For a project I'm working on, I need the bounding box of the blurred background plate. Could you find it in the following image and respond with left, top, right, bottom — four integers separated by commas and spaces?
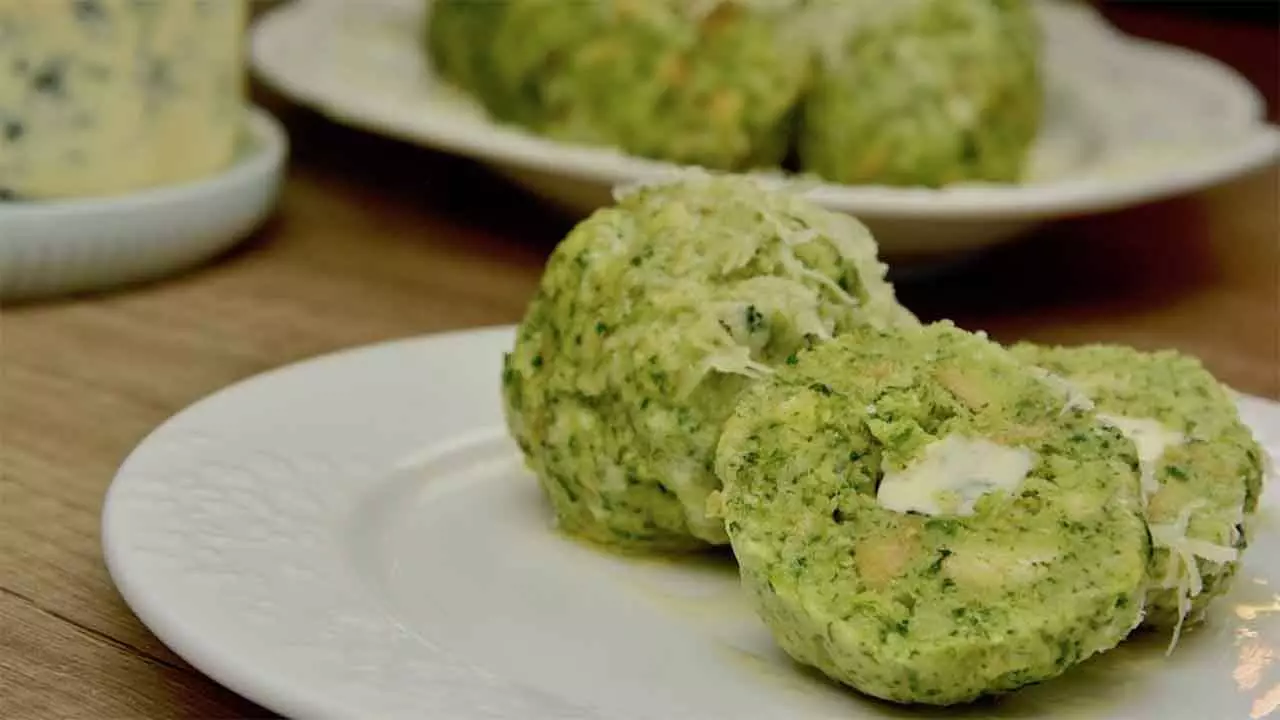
0, 107, 287, 302
249, 0, 1279, 261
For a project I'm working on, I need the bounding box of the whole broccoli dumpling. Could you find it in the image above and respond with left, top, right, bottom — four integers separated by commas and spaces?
431, 0, 812, 171
502, 174, 916, 552
795, 0, 1043, 187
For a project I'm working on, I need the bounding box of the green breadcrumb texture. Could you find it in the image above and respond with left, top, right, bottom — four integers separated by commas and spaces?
502, 173, 916, 552
425, 0, 1043, 187
428, 0, 812, 170
797, 0, 1043, 186
426, 0, 509, 107
716, 322, 1150, 705
1011, 342, 1267, 631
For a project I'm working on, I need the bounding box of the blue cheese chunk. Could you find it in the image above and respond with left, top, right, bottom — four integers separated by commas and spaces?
877, 435, 1036, 516
0, 0, 246, 200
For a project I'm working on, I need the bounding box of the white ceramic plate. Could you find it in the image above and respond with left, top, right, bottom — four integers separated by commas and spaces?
249, 0, 1280, 259
0, 106, 286, 302
104, 325, 1280, 720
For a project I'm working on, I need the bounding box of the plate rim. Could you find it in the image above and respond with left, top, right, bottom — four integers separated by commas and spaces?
248, 0, 1280, 220
101, 324, 562, 720
101, 324, 1280, 719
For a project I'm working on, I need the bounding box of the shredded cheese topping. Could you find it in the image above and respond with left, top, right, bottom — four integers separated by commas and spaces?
668, 206, 873, 398
1148, 499, 1240, 654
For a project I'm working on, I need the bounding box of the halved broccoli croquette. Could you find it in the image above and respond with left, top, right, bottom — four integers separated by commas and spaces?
716, 322, 1150, 705
1012, 343, 1267, 636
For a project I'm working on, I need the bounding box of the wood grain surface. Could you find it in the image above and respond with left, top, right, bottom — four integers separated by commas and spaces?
1, 6, 1277, 718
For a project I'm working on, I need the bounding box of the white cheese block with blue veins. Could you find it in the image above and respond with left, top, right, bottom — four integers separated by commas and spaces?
877, 435, 1037, 517
0, 0, 246, 200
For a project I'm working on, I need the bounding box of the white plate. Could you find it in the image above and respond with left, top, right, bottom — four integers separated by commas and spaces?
249, 0, 1279, 260
0, 106, 287, 302
104, 325, 1280, 720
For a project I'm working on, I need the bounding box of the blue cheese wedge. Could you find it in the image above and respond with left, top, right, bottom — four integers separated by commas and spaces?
716, 322, 1150, 705
1012, 343, 1268, 645
0, 0, 246, 200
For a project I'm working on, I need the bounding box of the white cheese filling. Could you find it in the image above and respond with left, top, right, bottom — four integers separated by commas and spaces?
1097, 413, 1185, 500
877, 435, 1036, 516
1029, 367, 1095, 413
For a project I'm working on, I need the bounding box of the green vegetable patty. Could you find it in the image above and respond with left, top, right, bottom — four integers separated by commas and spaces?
1012, 343, 1267, 635
716, 322, 1151, 705
502, 174, 915, 552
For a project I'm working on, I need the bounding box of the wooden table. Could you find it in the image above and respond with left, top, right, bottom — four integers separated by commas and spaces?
2, 7, 1277, 718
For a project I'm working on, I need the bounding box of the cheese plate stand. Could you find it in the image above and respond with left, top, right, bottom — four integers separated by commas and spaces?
0, 108, 286, 302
